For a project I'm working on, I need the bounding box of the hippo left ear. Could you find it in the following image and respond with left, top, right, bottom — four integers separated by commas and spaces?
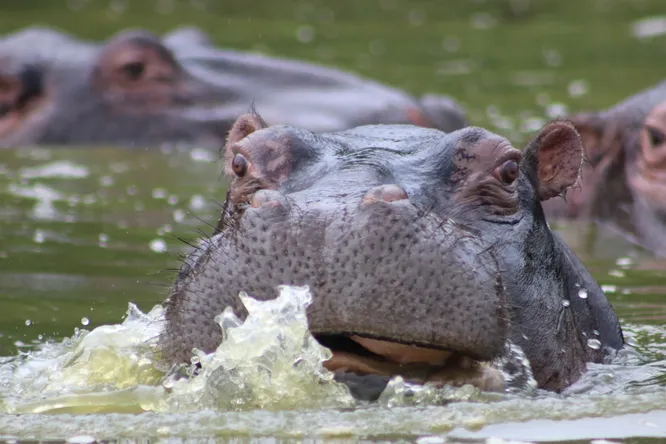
522, 120, 583, 201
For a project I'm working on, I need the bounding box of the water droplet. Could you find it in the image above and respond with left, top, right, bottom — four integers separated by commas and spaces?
189, 194, 206, 211
616, 257, 633, 267
608, 269, 625, 278
33, 229, 45, 244
542, 48, 562, 67
369, 40, 385, 56
168, 195, 179, 205
593, 329, 600, 336
152, 188, 167, 199
81, 317, 90, 326
470, 12, 497, 30
173, 208, 186, 223
25, 319, 32, 326
562, 299, 570, 307
567, 80, 588, 98
108, 0, 127, 15
587, 339, 601, 350
601, 285, 617, 293
190, 147, 215, 162
443, 36, 461, 53
149, 238, 167, 253
98, 233, 109, 247
520, 117, 545, 133
578, 288, 588, 299
408, 9, 425, 26
110, 162, 128, 174
296, 25, 315, 44
127, 185, 137, 196
82, 194, 96, 205
99, 175, 114, 187
545, 103, 568, 119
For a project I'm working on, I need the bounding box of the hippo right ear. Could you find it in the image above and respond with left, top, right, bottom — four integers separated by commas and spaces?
522, 120, 584, 201
224, 112, 268, 175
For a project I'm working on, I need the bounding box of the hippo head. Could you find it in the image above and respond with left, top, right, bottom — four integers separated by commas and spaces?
542, 84, 666, 253
161, 114, 623, 397
0, 27, 468, 148
0, 30, 229, 148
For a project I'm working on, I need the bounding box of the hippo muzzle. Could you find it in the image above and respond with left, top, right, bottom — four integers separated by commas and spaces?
164, 179, 509, 391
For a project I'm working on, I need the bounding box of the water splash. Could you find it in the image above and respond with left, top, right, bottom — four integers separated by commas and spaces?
0, 286, 356, 414
163, 285, 355, 411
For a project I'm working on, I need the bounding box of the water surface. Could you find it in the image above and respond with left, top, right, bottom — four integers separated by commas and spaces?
2, 1, 666, 442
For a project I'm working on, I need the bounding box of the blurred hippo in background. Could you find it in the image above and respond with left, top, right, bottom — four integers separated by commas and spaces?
542, 80, 666, 255
0, 26, 468, 149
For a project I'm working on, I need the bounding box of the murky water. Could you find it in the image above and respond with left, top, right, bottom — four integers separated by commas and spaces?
2, 1, 666, 442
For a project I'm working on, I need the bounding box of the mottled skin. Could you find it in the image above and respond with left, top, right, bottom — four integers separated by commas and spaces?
161, 114, 623, 397
543, 80, 666, 255
0, 26, 467, 148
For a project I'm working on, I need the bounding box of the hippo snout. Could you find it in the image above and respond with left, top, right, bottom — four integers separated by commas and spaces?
163, 170, 508, 390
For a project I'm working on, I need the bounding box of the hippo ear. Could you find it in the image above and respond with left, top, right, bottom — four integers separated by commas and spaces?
226, 112, 268, 146
567, 113, 609, 165
522, 120, 583, 201
224, 112, 269, 176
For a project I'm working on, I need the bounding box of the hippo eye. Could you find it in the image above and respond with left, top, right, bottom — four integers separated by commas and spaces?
499, 160, 519, 185
121, 61, 145, 81
232, 153, 249, 177
647, 126, 666, 147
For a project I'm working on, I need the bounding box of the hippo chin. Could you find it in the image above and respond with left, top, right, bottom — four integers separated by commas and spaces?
542, 80, 666, 255
0, 26, 466, 148
160, 114, 624, 399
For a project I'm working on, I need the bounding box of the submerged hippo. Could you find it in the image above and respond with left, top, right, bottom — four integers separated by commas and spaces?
542, 80, 666, 254
0, 26, 467, 148
160, 114, 624, 399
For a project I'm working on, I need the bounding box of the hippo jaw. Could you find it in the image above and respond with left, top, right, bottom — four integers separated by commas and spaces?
316, 334, 506, 394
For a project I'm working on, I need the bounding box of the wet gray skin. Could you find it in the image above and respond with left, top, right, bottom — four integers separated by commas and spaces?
542, 80, 666, 255
161, 113, 624, 400
0, 26, 467, 148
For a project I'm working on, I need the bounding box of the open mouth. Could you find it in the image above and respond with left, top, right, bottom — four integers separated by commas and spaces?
315, 334, 505, 395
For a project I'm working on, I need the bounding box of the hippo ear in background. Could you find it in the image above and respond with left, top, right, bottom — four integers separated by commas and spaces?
522, 120, 584, 201
224, 112, 268, 175
566, 112, 608, 165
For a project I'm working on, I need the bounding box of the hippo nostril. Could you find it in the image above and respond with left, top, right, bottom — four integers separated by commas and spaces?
361, 184, 408, 207
250, 189, 288, 209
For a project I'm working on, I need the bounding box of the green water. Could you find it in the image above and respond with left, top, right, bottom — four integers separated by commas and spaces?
2, 0, 666, 442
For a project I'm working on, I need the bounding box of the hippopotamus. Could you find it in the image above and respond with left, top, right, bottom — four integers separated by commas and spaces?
0, 26, 467, 148
542, 80, 666, 255
160, 113, 624, 399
